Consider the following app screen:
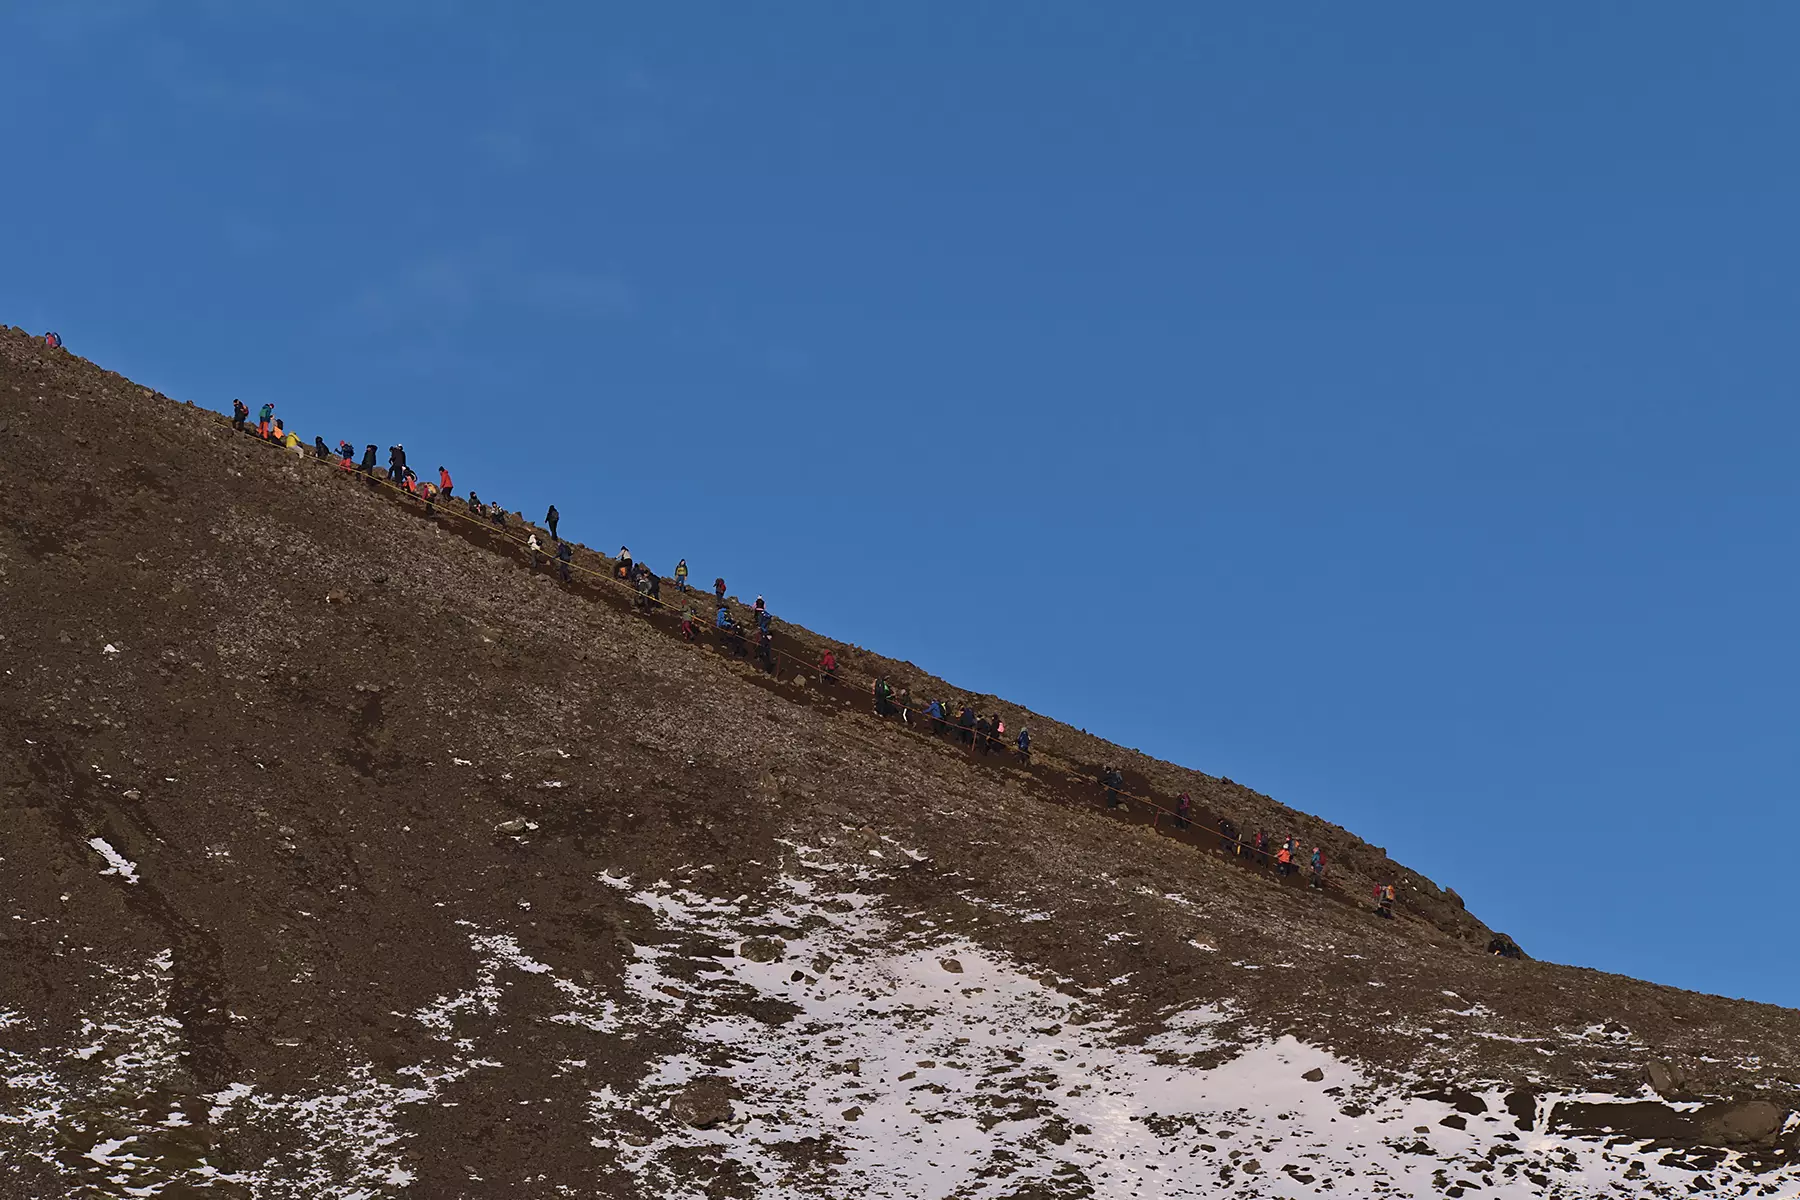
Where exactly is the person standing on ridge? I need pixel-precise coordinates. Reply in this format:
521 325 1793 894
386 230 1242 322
337 440 355 469
545 506 559 539
618 546 632 575
231 400 249 432
675 559 689 592
557 541 573 582
387 445 403 481
438 466 453 497
257 403 275 439
1374 883 1396 919
714 577 727 605
44 331 63 351
313 436 330 460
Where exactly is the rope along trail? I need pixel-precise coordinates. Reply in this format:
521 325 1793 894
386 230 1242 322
247 433 1361 903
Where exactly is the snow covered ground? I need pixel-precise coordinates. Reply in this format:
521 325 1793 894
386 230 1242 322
4 846 1796 1198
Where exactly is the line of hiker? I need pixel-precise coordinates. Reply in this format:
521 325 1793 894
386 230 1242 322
870 676 1032 763
219 402 1411 926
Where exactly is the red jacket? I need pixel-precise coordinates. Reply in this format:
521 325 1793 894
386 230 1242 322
439 469 452 490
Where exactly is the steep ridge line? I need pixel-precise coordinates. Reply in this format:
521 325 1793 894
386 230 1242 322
2 328 1500 947
233 424 1402 923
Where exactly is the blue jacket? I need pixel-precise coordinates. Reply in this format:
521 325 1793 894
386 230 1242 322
716 608 733 629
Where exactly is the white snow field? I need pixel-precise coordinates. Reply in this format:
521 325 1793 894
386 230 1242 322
4 852 1796 1198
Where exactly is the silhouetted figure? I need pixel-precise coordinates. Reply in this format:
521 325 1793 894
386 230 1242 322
557 540 573 582
1103 767 1124 810
546 505 559 539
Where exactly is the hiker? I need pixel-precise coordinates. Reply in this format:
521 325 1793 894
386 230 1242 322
1254 830 1270 867
1175 792 1192 831
897 687 916 726
1488 934 1523 959
44 331 62 351
618 546 632 575
1374 884 1396 919
528 533 543 570
313 435 330 460
1016 726 1030 763
675 559 689 592
557 541 572 582
1310 847 1327 889
422 480 438 514
634 571 655 612
361 444 377 476
490 504 507 527
387 445 403 481
681 605 700 641
993 716 1006 756
714 577 727 604
819 649 838 685
757 606 772 634
874 676 896 717
1103 766 1124 809
257 403 274 439
717 606 745 656
438 466 453 497
927 698 947 737
231 399 249 431
545 505 559 539
958 705 977 746
401 467 418 493
281 426 300 451
1276 839 1294 876
647 571 661 602
974 714 992 754
1216 815 1235 850
756 626 776 671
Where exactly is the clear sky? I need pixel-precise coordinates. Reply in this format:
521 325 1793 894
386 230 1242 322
4 4 1795 1008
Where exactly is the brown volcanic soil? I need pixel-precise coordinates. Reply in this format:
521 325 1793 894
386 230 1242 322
1 325 1798 1196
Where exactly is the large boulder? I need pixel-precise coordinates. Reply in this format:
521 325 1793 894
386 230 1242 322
1698 1100 1787 1146
669 1076 736 1128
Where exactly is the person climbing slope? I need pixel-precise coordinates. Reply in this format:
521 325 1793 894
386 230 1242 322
557 541 573 582
1175 792 1192 830
545 505 559 539
1103 766 1124 809
714 577 727 605
819 648 838 685
1310 847 1327 889
1015 725 1030 763
438 466 453 497
528 533 543 570
313 436 330 460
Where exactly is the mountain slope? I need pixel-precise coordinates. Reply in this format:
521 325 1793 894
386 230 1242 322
1 325 1796 1198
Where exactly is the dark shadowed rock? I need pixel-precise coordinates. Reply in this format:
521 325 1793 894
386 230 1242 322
939 957 964 974
1698 1100 1786 1146
739 936 784 963
669 1076 735 1128
1301 1067 1324 1082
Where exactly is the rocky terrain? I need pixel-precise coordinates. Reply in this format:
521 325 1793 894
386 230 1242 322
1 323 1797 1198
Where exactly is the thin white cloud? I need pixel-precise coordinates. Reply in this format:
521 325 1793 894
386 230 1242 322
346 249 634 332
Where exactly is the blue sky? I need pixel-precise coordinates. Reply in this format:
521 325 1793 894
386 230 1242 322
4 4 1795 1007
